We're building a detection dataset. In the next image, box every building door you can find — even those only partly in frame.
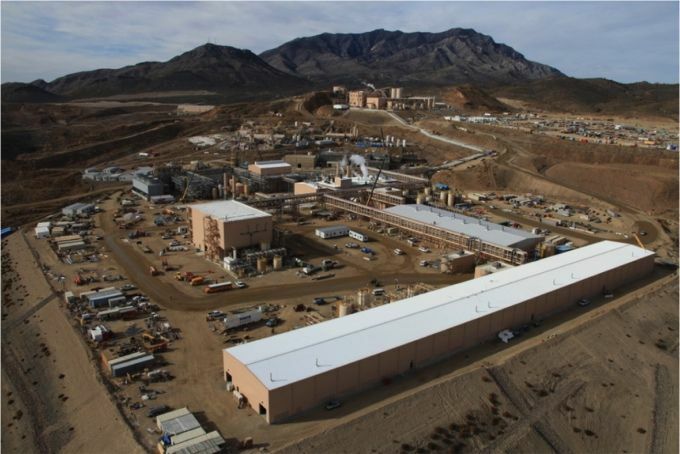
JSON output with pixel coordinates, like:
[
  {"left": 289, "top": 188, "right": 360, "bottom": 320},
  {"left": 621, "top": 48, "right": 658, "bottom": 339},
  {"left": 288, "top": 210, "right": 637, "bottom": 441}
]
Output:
[{"left": 259, "top": 404, "right": 267, "bottom": 416}]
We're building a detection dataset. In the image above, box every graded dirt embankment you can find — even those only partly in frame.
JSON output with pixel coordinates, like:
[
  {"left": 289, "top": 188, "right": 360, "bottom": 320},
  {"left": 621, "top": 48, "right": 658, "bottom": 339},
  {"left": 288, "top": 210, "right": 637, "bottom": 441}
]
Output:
[{"left": 1, "top": 233, "right": 143, "bottom": 454}]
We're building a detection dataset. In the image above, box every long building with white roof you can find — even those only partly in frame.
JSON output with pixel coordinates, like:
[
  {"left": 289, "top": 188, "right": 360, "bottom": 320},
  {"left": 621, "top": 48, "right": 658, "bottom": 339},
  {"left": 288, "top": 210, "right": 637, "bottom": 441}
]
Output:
[
  {"left": 223, "top": 241, "right": 654, "bottom": 423},
  {"left": 384, "top": 204, "right": 542, "bottom": 250}
]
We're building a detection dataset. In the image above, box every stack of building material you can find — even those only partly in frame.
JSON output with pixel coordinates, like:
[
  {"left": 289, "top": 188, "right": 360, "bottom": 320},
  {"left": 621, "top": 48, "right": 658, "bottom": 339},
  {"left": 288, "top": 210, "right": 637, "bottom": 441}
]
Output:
[{"left": 156, "top": 407, "right": 226, "bottom": 454}]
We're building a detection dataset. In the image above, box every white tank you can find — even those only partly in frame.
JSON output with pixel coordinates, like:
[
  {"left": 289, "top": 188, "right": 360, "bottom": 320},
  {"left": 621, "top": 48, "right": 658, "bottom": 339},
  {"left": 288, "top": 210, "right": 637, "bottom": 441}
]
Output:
[
  {"left": 338, "top": 301, "right": 352, "bottom": 317},
  {"left": 416, "top": 194, "right": 424, "bottom": 204},
  {"left": 272, "top": 255, "right": 282, "bottom": 270},
  {"left": 257, "top": 257, "right": 268, "bottom": 273},
  {"left": 357, "top": 288, "right": 372, "bottom": 307},
  {"left": 440, "top": 191, "right": 447, "bottom": 202},
  {"left": 447, "top": 192, "right": 455, "bottom": 207}
]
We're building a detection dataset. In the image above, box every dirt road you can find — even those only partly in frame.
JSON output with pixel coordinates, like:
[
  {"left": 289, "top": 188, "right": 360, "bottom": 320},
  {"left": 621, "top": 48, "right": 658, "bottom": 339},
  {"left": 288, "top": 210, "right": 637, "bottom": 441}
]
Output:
[{"left": 1, "top": 233, "right": 142, "bottom": 454}]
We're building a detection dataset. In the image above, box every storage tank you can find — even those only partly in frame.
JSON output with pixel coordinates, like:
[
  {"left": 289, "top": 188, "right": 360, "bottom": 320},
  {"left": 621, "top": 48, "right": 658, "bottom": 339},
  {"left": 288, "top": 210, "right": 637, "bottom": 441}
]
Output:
[
  {"left": 256, "top": 257, "right": 268, "bottom": 273},
  {"left": 357, "top": 288, "right": 371, "bottom": 307},
  {"left": 260, "top": 241, "right": 271, "bottom": 251},
  {"left": 244, "top": 184, "right": 250, "bottom": 197},
  {"left": 338, "top": 301, "right": 352, "bottom": 317},
  {"left": 447, "top": 192, "right": 455, "bottom": 207},
  {"left": 211, "top": 187, "right": 218, "bottom": 200},
  {"left": 474, "top": 265, "right": 490, "bottom": 278},
  {"left": 440, "top": 191, "right": 448, "bottom": 202},
  {"left": 541, "top": 243, "right": 555, "bottom": 258},
  {"left": 406, "top": 285, "right": 415, "bottom": 298},
  {"left": 416, "top": 193, "right": 424, "bottom": 204},
  {"left": 440, "top": 260, "right": 450, "bottom": 274},
  {"left": 218, "top": 184, "right": 224, "bottom": 199},
  {"left": 424, "top": 187, "right": 431, "bottom": 196},
  {"left": 272, "top": 255, "right": 283, "bottom": 270}
]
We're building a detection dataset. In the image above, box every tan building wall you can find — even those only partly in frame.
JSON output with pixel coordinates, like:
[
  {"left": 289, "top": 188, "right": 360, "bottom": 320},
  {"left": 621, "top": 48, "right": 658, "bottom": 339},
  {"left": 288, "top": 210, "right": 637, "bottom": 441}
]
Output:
[
  {"left": 293, "top": 182, "right": 319, "bottom": 195},
  {"left": 247, "top": 161, "right": 292, "bottom": 176},
  {"left": 223, "top": 254, "right": 654, "bottom": 423},
  {"left": 283, "top": 154, "right": 316, "bottom": 170},
  {"left": 348, "top": 90, "right": 366, "bottom": 108},
  {"left": 366, "top": 96, "right": 386, "bottom": 110},
  {"left": 190, "top": 208, "right": 272, "bottom": 258}
]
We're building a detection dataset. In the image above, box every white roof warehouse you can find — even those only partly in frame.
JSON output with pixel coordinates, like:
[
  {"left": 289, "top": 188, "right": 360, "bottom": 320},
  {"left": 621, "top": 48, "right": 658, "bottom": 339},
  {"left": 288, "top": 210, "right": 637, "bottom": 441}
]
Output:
[
  {"left": 384, "top": 204, "right": 542, "bottom": 250},
  {"left": 223, "top": 241, "right": 654, "bottom": 423}
]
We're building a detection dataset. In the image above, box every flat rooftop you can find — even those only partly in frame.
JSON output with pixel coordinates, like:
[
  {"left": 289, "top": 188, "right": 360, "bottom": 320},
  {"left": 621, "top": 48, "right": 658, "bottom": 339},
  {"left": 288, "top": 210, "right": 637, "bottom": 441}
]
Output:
[
  {"left": 226, "top": 241, "right": 653, "bottom": 390},
  {"left": 190, "top": 200, "right": 271, "bottom": 222},
  {"left": 252, "top": 160, "right": 292, "bottom": 169},
  {"left": 384, "top": 204, "right": 541, "bottom": 248}
]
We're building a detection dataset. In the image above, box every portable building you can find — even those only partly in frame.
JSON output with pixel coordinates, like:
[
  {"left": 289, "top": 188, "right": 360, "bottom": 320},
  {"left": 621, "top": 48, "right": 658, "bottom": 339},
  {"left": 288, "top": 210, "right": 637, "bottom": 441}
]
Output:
[
  {"left": 62, "top": 203, "right": 95, "bottom": 217},
  {"left": 57, "top": 240, "right": 87, "bottom": 251},
  {"left": 348, "top": 230, "right": 369, "bottom": 242},
  {"left": 170, "top": 427, "right": 206, "bottom": 445},
  {"left": 107, "top": 351, "right": 147, "bottom": 370},
  {"left": 224, "top": 309, "right": 263, "bottom": 329},
  {"left": 157, "top": 409, "right": 201, "bottom": 436},
  {"left": 86, "top": 289, "right": 125, "bottom": 308},
  {"left": 315, "top": 225, "right": 349, "bottom": 239},
  {"left": 223, "top": 241, "right": 654, "bottom": 423},
  {"left": 35, "top": 226, "right": 50, "bottom": 239},
  {"left": 165, "top": 431, "right": 225, "bottom": 454},
  {"left": 110, "top": 353, "right": 155, "bottom": 377}
]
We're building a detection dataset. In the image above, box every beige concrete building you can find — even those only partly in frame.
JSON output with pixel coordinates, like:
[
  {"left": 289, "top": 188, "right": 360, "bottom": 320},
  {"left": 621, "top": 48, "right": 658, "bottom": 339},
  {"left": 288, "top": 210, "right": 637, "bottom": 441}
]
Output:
[
  {"left": 223, "top": 241, "right": 654, "bottom": 423},
  {"left": 283, "top": 153, "right": 317, "bottom": 170},
  {"left": 190, "top": 200, "right": 272, "bottom": 261},
  {"left": 247, "top": 160, "right": 292, "bottom": 177},
  {"left": 366, "top": 94, "right": 386, "bottom": 110},
  {"left": 348, "top": 90, "right": 366, "bottom": 108}
]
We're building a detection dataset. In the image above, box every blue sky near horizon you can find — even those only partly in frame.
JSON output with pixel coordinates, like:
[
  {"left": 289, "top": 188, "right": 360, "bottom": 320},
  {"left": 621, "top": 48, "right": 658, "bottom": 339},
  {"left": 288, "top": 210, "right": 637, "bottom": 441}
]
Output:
[{"left": 1, "top": 1, "right": 678, "bottom": 84}]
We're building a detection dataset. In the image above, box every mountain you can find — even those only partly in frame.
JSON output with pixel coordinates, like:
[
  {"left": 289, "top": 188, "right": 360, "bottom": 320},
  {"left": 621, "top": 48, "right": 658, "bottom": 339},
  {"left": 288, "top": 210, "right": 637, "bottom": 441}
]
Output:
[
  {"left": 260, "top": 28, "right": 563, "bottom": 86},
  {"left": 490, "top": 77, "right": 679, "bottom": 119},
  {"left": 19, "top": 44, "right": 309, "bottom": 100},
  {"left": 1, "top": 82, "right": 63, "bottom": 103}
]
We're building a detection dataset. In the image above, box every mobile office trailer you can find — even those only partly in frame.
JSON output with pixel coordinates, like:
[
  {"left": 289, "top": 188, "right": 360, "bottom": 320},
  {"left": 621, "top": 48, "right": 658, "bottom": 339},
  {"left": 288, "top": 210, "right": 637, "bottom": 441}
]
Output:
[
  {"left": 315, "top": 225, "right": 349, "bottom": 239},
  {"left": 348, "top": 230, "right": 369, "bottom": 242},
  {"left": 204, "top": 282, "right": 233, "bottom": 294},
  {"left": 224, "top": 309, "right": 263, "bottom": 329}
]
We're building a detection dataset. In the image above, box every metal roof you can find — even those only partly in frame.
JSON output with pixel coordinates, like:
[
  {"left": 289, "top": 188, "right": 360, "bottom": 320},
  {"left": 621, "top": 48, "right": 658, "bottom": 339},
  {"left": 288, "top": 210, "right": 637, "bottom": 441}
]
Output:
[
  {"left": 165, "top": 431, "right": 225, "bottom": 454},
  {"left": 171, "top": 427, "right": 206, "bottom": 445},
  {"left": 315, "top": 225, "right": 349, "bottom": 233},
  {"left": 190, "top": 200, "right": 271, "bottom": 222},
  {"left": 156, "top": 407, "right": 191, "bottom": 425},
  {"left": 159, "top": 413, "right": 201, "bottom": 436},
  {"left": 384, "top": 204, "right": 541, "bottom": 247},
  {"left": 225, "top": 241, "right": 653, "bottom": 391},
  {"left": 110, "top": 354, "right": 155, "bottom": 373}
]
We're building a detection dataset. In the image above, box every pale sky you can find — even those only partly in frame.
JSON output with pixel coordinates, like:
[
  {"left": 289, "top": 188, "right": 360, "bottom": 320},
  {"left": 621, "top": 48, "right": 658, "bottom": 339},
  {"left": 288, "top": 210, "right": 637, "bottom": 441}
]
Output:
[{"left": 1, "top": 1, "right": 678, "bottom": 84}]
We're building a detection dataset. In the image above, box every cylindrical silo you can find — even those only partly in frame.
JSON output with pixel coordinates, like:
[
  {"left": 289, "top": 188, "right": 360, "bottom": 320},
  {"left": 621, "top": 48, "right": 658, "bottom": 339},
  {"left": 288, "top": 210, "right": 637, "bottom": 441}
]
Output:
[
  {"left": 272, "top": 255, "right": 282, "bottom": 270},
  {"left": 338, "top": 301, "right": 352, "bottom": 317},
  {"left": 440, "top": 191, "right": 447, "bottom": 202},
  {"left": 211, "top": 187, "right": 218, "bottom": 200},
  {"left": 257, "top": 257, "right": 268, "bottom": 273},
  {"left": 416, "top": 193, "right": 424, "bottom": 204},
  {"left": 447, "top": 192, "right": 455, "bottom": 207}
]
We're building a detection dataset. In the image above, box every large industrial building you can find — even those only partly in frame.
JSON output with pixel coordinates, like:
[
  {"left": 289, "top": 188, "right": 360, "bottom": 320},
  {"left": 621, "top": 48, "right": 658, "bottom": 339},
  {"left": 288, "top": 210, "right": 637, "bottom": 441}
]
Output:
[
  {"left": 384, "top": 204, "right": 543, "bottom": 252},
  {"left": 223, "top": 241, "right": 654, "bottom": 423},
  {"left": 189, "top": 200, "right": 273, "bottom": 261}
]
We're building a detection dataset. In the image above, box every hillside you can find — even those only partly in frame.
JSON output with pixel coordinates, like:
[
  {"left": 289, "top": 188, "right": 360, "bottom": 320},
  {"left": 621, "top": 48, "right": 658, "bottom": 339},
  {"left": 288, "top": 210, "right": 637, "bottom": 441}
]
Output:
[
  {"left": 15, "top": 44, "right": 309, "bottom": 100},
  {"left": 1, "top": 82, "right": 63, "bottom": 103},
  {"left": 260, "top": 28, "right": 563, "bottom": 86},
  {"left": 491, "top": 77, "right": 679, "bottom": 119}
]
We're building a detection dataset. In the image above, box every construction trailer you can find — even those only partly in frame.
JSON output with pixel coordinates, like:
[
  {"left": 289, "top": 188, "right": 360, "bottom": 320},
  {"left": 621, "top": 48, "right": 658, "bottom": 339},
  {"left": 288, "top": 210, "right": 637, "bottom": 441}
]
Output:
[
  {"left": 315, "top": 225, "right": 349, "bottom": 239},
  {"left": 223, "top": 241, "right": 654, "bottom": 423},
  {"left": 107, "top": 351, "right": 156, "bottom": 377},
  {"left": 348, "top": 230, "right": 369, "bottom": 242}
]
